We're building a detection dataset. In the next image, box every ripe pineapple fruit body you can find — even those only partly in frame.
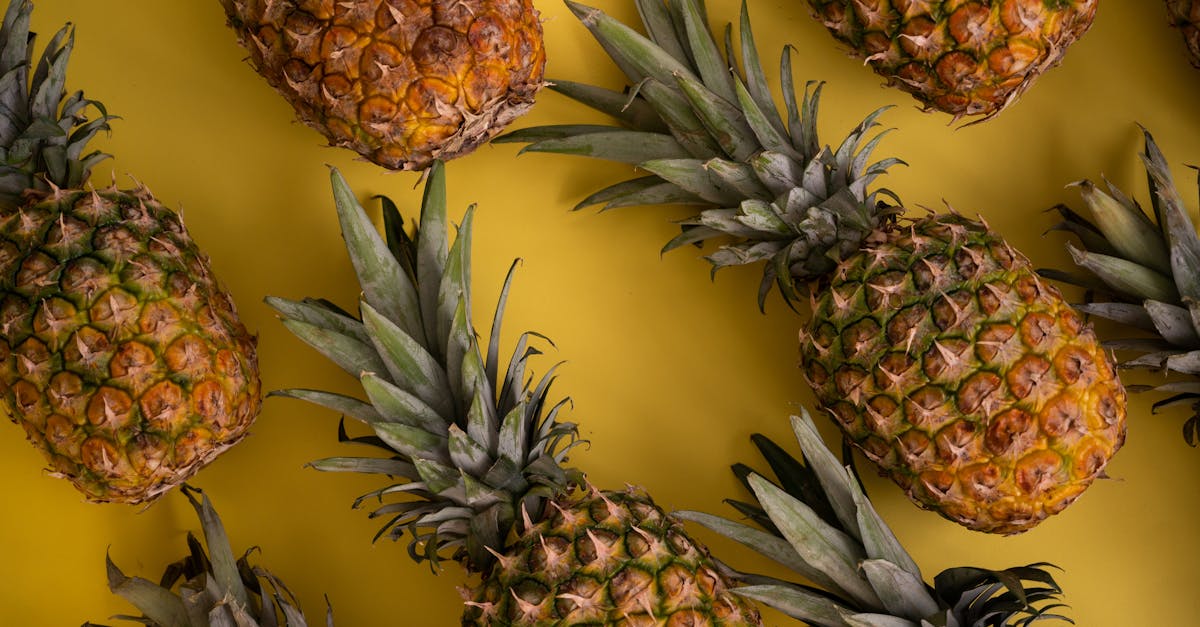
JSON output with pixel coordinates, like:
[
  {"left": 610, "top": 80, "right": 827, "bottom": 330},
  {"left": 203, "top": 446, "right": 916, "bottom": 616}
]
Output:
[
  {"left": 0, "top": 186, "right": 260, "bottom": 503},
  {"left": 497, "top": 0, "right": 1126, "bottom": 532},
  {"left": 270, "top": 165, "right": 759, "bottom": 625},
  {"left": 0, "top": 0, "right": 261, "bottom": 503},
  {"left": 467, "top": 488, "right": 750, "bottom": 624},
  {"left": 807, "top": 0, "right": 1097, "bottom": 119},
  {"left": 220, "top": 0, "right": 545, "bottom": 171},
  {"left": 802, "top": 214, "right": 1124, "bottom": 532}
]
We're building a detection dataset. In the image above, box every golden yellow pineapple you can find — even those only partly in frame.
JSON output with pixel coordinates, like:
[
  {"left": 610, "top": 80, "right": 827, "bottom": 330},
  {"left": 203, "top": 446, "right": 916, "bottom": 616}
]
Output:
[
  {"left": 498, "top": 0, "right": 1126, "bottom": 533},
  {"left": 0, "top": 0, "right": 261, "bottom": 503},
  {"left": 1167, "top": 0, "right": 1200, "bottom": 66},
  {"left": 807, "top": 0, "right": 1097, "bottom": 120},
  {"left": 219, "top": 0, "right": 545, "bottom": 171},
  {"left": 801, "top": 213, "right": 1125, "bottom": 532}
]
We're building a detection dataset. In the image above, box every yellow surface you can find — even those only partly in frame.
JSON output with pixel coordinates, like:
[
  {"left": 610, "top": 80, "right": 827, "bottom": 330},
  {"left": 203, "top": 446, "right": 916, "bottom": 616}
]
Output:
[{"left": 4, "top": 1, "right": 1200, "bottom": 625}]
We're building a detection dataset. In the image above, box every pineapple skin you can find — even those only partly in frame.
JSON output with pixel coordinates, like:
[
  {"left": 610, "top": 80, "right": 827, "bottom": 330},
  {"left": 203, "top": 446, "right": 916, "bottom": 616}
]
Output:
[
  {"left": 808, "top": 0, "right": 1097, "bottom": 119},
  {"left": 220, "top": 0, "right": 545, "bottom": 171},
  {"left": 800, "top": 214, "right": 1125, "bottom": 534},
  {"left": 1166, "top": 0, "right": 1200, "bottom": 66},
  {"left": 0, "top": 186, "right": 261, "bottom": 504},
  {"left": 465, "top": 487, "right": 761, "bottom": 626}
]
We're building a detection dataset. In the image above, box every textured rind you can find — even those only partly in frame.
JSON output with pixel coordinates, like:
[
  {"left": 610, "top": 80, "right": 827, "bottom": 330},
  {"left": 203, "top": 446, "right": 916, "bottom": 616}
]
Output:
[
  {"left": 221, "top": 0, "right": 546, "bottom": 171},
  {"left": 465, "top": 488, "right": 762, "bottom": 626},
  {"left": 807, "top": 0, "right": 1097, "bottom": 119},
  {"left": 799, "top": 214, "right": 1126, "bottom": 534},
  {"left": 0, "top": 187, "right": 261, "bottom": 504},
  {"left": 1166, "top": 0, "right": 1200, "bottom": 67}
]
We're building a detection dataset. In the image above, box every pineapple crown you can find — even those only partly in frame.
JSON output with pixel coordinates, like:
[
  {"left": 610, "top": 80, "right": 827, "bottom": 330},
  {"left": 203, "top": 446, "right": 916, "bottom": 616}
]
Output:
[
  {"left": 84, "top": 485, "right": 331, "bottom": 627},
  {"left": 494, "top": 0, "right": 903, "bottom": 309},
  {"left": 0, "top": 0, "right": 114, "bottom": 210},
  {"left": 1042, "top": 127, "right": 1200, "bottom": 446},
  {"left": 678, "top": 411, "right": 1072, "bottom": 627},
  {"left": 268, "top": 163, "right": 582, "bottom": 574}
]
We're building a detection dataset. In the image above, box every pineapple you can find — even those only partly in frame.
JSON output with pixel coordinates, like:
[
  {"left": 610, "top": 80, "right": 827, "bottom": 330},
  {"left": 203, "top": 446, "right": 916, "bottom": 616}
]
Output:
[
  {"left": 680, "top": 411, "right": 1071, "bottom": 626},
  {"left": 218, "top": 0, "right": 545, "bottom": 171},
  {"left": 1166, "top": 0, "right": 1200, "bottom": 67},
  {"left": 0, "top": 0, "right": 261, "bottom": 503},
  {"left": 806, "top": 0, "right": 1097, "bottom": 120},
  {"left": 268, "top": 164, "right": 763, "bottom": 624},
  {"left": 85, "top": 485, "right": 331, "bottom": 627},
  {"left": 495, "top": 0, "right": 1127, "bottom": 533},
  {"left": 1044, "top": 128, "right": 1200, "bottom": 446}
]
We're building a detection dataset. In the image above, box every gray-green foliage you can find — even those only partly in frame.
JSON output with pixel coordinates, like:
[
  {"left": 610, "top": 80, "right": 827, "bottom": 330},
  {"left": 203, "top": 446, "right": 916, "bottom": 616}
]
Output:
[
  {"left": 267, "top": 164, "right": 582, "bottom": 574},
  {"left": 494, "top": 0, "right": 903, "bottom": 308},
  {"left": 83, "top": 486, "right": 330, "bottom": 627},
  {"left": 0, "top": 0, "right": 112, "bottom": 209},
  {"left": 678, "top": 411, "right": 1072, "bottom": 627},
  {"left": 1044, "top": 128, "right": 1200, "bottom": 445}
]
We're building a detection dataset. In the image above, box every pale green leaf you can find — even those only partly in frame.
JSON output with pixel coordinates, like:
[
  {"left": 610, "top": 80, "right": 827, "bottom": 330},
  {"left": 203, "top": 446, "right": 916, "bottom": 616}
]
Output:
[
  {"left": 184, "top": 489, "right": 250, "bottom": 614},
  {"left": 749, "top": 474, "right": 880, "bottom": 607},
  {"left": 269, "top": 388, "right": 383, "bottom": 425},
  {"left": 329, "top": 167, "right": 423, "bottom": 340},
  {"left": 844, "top": 613, "right": 920, "bottom": 627},
  {"left": 850, "top": 476, "right": 921, "bottom": 579},
  {"left": 675, "top": 510, "right": 847, "bottom": 595},
  {"left": 361, "top": 303, "right": 455, "bottom": 420},
  {"left": 360, "top": 372, "right": 446, "bottom": 432},
  {"left": 676, "top": 0, "right": 736, "bottom": 104},
  {"left": 789, "top": 413, "right": 861, "bottom": 542},
  {"left": 417, "top": 160, "right": 449, "bottom": 354},
  {"left": 264, "top": 296, "right": 369, "bottom": 344},
  {"left": 105, "top": 556, "right": 191, "bottom": 627},
  {"left": 860, "top": 559, "right": 939, "bottom": 619},
  {"left": 1067, "top": 244, "right": 1178, "bottom": 303},
  {"left": 522, "top": 131, "right": 691, "bottom": 164},
  {"left": 1072, "top": 179, "right": 1171, "bottom": 274},
  {"left": 448, "top": 423, "right": 492, "bottom": 476},
  {"left": 565, "top": 0, "right": 698, "bottom": 87},
  {"left": 733, "top": 584, "right": 855, "bottom": 626},
  {"left": 675, "top": 71, "right": 758, "bottom": 162},
  {"left": 640, "top": 158, "right": 743, "bottom": 204},
  {"left": 281, "top": 319, "right": 387, "bottom": 381}
]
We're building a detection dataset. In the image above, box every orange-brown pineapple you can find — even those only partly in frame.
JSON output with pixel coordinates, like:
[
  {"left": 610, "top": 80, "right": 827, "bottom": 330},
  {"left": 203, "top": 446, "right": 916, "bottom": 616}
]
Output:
[
  {"left": 220, "top": 0, "right": 545, "bottom": 170},
  {"left": 807, "top": 0, "right": 1097, "bottom": 120}
]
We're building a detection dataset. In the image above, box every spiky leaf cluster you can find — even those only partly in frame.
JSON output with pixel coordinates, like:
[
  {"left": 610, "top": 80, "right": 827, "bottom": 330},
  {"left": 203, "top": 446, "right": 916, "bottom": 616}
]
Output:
[
  {"left": 268, "top": 164, "right": 581, "bottom": 573},
  {"left": 494, "top": 0, "right": 901, "bottom": 307},
  {"left": 1045, "top": 128, "right": 1200, "bottom": 446},
  {"left": 84, "top": 486, "right": 329, "bottom": 627},
  {"left": 0, "top": 0, "right": 111, "bottom": 208},
  {"left": 679, "top": 411, "right": 1071, "bottom": 627}
]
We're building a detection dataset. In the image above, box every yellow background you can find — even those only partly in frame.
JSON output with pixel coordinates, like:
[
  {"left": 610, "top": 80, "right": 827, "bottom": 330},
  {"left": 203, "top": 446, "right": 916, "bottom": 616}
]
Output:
[{"left": 4, "top": 1, "right": 1200, "bottom": 625}]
